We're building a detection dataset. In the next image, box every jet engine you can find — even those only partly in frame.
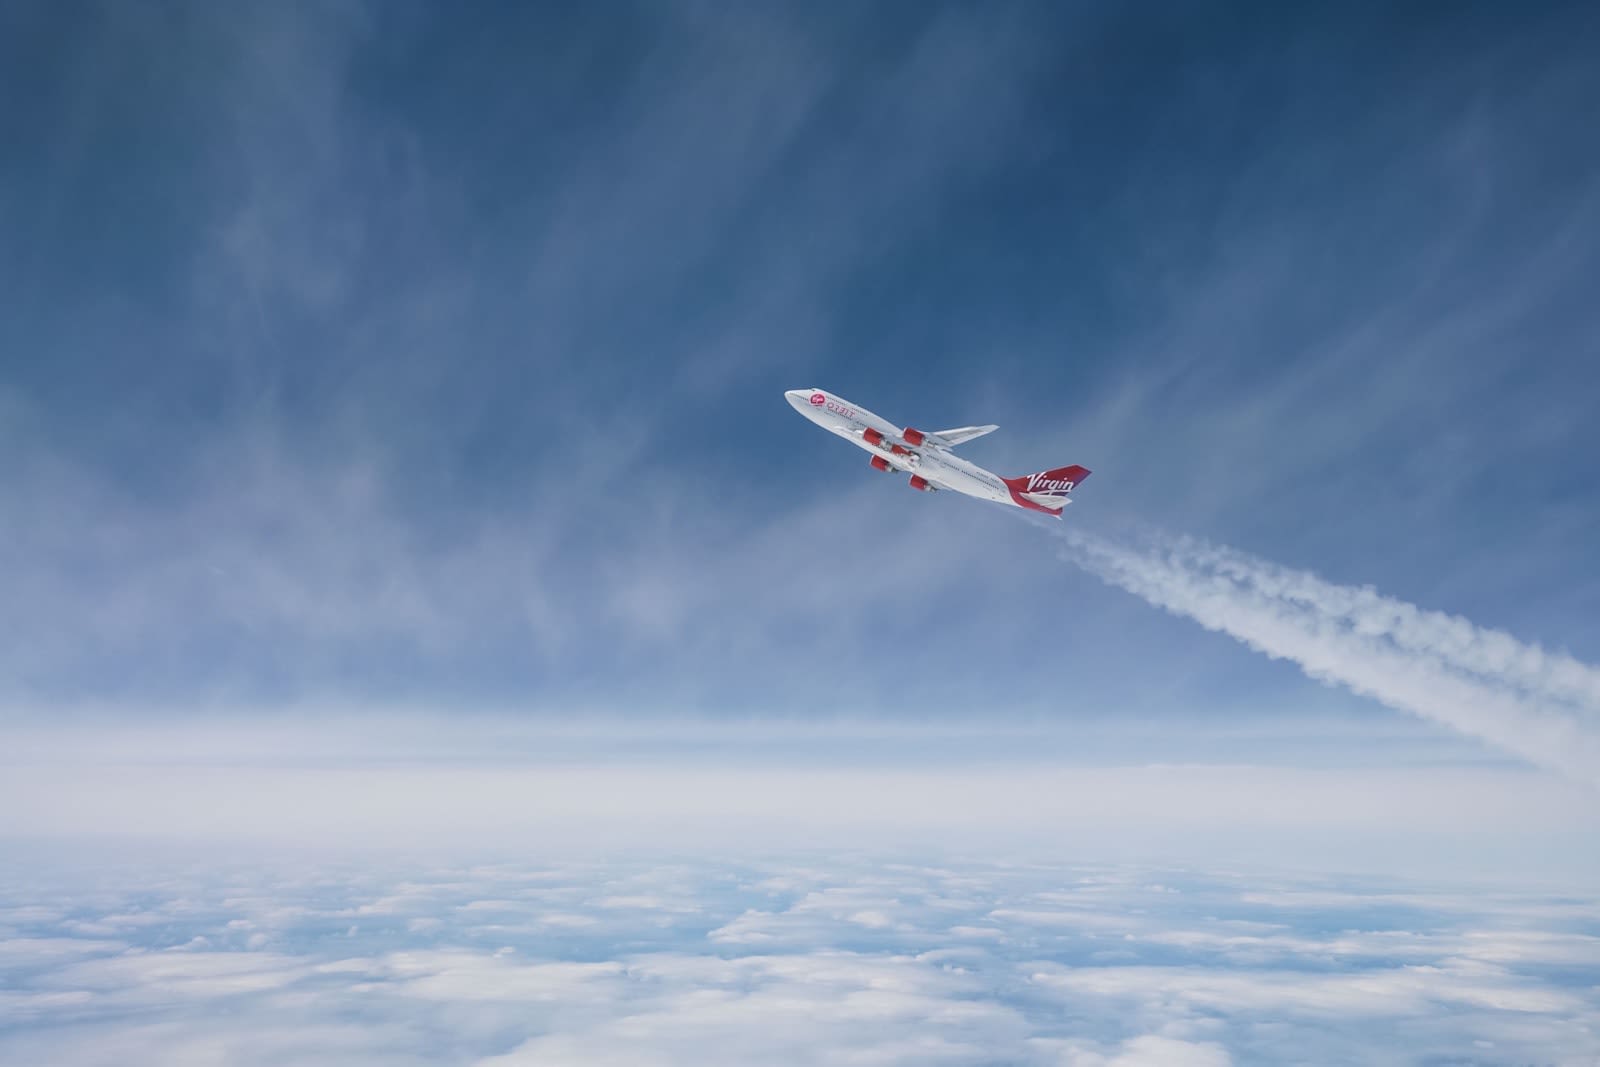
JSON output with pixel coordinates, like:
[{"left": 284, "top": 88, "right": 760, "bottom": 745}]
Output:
[
  {"left": 901, "top": 427, "right": 926, "bottom": 446},
  {"left": 862, "top": 427, "right": 885, "bottom": 447},
  {"left": 909, "top": 475, "right": 933, "bottom": 491},
  {"left": 870, "top": 455, "right": 890, "bottom": 472}
]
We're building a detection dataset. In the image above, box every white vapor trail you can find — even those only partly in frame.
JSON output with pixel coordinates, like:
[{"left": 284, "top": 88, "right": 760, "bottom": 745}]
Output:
[{"left": 1054, "top": 526, "right": 1600, "bottom": 785}]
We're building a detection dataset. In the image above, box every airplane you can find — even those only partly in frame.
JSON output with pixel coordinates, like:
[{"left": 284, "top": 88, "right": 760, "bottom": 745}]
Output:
[{"left": 785, "top": 388, "right": 1090, "bottom": 516}]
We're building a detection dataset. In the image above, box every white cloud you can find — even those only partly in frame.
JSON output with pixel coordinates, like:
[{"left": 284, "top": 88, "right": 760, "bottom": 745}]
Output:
[
  {"left": 0, "top": 989, "right": 95, "bottom": 1023},
  {"left": 378, "top": 952, "right": 625, "bottom": 1004},
  {"left": 1, "top": 855, "right": 1597, "bottom": 1066},
  {"left": 1037, "top": 1034, "right": 1233, "bottom": 1067},
  {"left": 476, "top": 950, "right": 1029, "bottom": 1067},
  {"left": 39, "top": 949, "right": 316, "bottom": 1000},
  {"left": 1028, "top": 960, "right": 1588, "bottom": 1017},
  {"left": 0, "top": 938, "right": 125, "bottom": 967}
]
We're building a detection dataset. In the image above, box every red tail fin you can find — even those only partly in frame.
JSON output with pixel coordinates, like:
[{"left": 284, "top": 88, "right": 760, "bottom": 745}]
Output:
[{"left": 1002, "top": 464, "right": 1090, "bottom": 514}]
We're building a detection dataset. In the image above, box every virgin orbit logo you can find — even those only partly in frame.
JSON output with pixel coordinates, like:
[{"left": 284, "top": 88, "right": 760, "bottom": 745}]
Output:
[{"left": 809, "top": 392, "right": 826, "bottom": 407}]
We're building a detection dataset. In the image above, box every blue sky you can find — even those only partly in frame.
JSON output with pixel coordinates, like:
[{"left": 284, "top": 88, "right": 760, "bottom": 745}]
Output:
[{"left": 3, "top": 4, "right": 1600, "bottom": 835}]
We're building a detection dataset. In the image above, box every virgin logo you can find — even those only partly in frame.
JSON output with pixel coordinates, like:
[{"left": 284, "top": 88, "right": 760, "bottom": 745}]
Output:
[
  {"left": 1026, "top": 474, "right": 1076, "bottom": 494},
  {"left": 809, "top": 392, "right": 826, "bottom": 407}
]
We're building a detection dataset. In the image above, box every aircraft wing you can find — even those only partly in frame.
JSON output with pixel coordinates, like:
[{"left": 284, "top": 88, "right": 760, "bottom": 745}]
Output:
[{"left": 924, "top": 424, "right": 998, "bottom": 450}]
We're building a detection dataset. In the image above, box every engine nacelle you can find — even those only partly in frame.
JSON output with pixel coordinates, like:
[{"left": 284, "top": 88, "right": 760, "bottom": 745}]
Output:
[
  {"left": 862, "top": 427, "right": 885, "bottom": 447},
  {"left": 901, "top": 427, "right": 926, "bottom": 447},
  {"left": 870, "top": 455, "right": 890, "bottom": 472},
  {"left": 909, "top": 475, "right": 932, "bottom": 491},
  {"left": 890, "top": 444, "right": 911, "bottom": 455}
]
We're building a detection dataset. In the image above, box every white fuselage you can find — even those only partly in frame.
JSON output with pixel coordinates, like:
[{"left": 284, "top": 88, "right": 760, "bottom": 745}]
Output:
[{"left": 784, "top": 389, "right": 1016, "bottom": 507}]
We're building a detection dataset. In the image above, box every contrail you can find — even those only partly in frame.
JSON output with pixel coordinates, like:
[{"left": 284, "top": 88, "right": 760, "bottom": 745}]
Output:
[{"left": 1050, "top": 524, "right": 1600, "bottom": 784}]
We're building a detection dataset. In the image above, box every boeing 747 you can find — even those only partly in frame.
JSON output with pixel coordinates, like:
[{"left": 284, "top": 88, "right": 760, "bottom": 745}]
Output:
[{"left": 785, "top": 389, "right": 1090, "bottom": 517}]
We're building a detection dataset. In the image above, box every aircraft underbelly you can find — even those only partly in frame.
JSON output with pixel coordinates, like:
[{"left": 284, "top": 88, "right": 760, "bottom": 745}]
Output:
[{"left": 821, "top": 406, "right": 1007, "bottom": 503}]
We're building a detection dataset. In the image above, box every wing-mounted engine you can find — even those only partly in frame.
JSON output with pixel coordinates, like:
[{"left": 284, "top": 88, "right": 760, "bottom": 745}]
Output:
[
  {"left": 908, "top": 475, "right": 936, "bottom": 492},
  {"left": 862, "top": 426, "right": 919, "bottom": 462},
  {"left": 874, "top": 424, "right": 996, "bottom": 453},
  {"left": 869, "top": 455, "right": 891, "bottom": 472}
]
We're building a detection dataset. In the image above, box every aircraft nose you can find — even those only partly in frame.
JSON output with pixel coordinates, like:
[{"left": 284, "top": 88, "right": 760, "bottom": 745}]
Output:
[{"left": 785, "top": 389, "right": 812, "bottom": 412}]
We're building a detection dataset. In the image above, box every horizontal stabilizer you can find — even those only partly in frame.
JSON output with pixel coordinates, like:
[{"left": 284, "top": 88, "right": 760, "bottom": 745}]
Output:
[{"left": 924, "top": 424, "right": 998, "bottom": 449}]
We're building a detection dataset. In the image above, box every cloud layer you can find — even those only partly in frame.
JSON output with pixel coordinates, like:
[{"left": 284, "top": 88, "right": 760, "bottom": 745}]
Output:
[{"left": 1, "top": 852, "right": 1595, "bottom": 1066}]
